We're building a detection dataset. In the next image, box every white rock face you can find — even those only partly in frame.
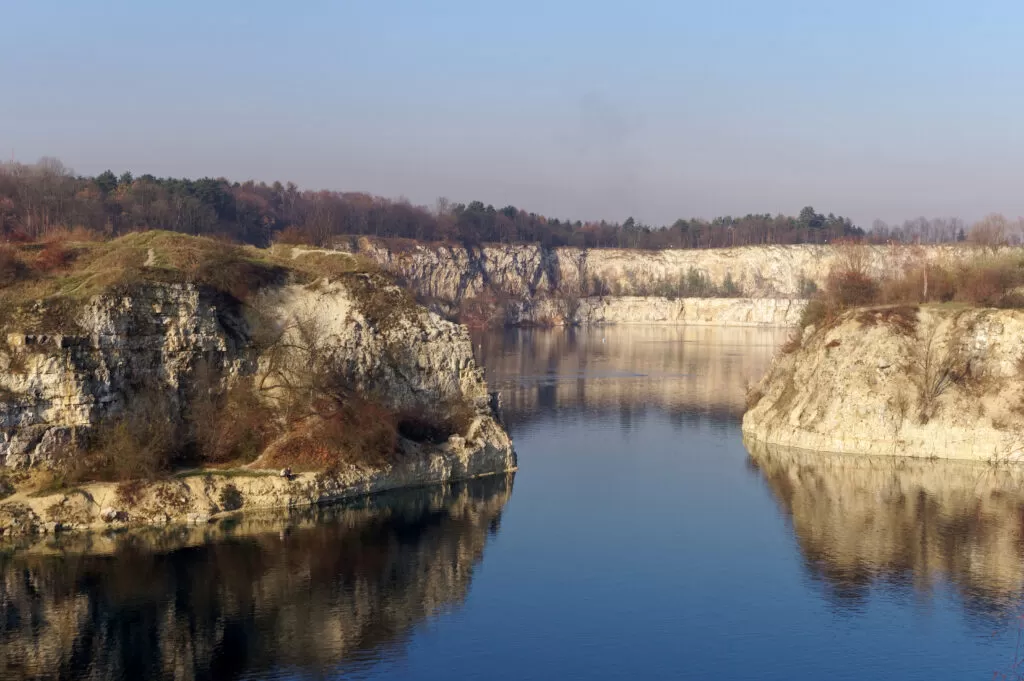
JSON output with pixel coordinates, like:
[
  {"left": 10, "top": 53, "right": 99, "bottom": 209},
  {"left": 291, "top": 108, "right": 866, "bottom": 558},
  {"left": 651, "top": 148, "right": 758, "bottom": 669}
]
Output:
[
  {"left": 0, "top": 285, "right": 242, "bottom": 467},
  {"left": 0, "top": 281, "right": 515, "bottom": 482},
  {"left": 258, "top": 280, "right": 493, "bottom": 411},
  {"left": 353, "top": 240, "right": 990, "bottom": 302},
  {"left": 743, "top": 306, "right": 1024, "bottom": 461}
]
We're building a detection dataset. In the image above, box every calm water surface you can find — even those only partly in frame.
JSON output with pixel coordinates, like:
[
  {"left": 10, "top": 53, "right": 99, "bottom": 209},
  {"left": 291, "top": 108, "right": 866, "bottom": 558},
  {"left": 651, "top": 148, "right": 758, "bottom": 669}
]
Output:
[{"left": 4, "top": 325, "right": 1024, "bottom": 680}]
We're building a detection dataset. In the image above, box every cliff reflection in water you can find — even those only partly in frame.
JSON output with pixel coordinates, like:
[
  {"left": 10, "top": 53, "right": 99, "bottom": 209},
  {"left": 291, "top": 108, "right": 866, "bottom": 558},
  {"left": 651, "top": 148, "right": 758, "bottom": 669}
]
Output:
[
  {"left": 474, "top": 326, "right": 787, "bottom": 429},
  {"left": 0, "top": 475, "right": 513, "bottom": 681},
  {"left": 747, "top": 439, "right": 1024, "bottom": 617}
]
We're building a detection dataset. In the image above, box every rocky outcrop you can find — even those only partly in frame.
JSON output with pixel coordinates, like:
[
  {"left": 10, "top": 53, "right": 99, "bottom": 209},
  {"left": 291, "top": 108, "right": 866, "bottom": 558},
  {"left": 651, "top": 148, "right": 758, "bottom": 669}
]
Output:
[
  {"left": 743, "top": 305, "right": 1024, "bottom": 461},
  {"left": 0, "top": 274, "right": 516, "bottom": 534},
  {"left": 504, "top": 296, "right": 805, "bottom": 327},
  {"left": 0, "top": 476, "right": 512, "bottom": 680},
  {"left": 0, "top": 285, "right": 248, "bottom": 468}
]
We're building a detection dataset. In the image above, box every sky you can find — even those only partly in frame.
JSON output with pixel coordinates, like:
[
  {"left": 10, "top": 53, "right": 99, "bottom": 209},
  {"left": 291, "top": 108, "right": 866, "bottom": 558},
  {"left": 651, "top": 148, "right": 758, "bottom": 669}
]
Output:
[{"left": 3, "top": 0, "right": 1024, "bottom": 228}]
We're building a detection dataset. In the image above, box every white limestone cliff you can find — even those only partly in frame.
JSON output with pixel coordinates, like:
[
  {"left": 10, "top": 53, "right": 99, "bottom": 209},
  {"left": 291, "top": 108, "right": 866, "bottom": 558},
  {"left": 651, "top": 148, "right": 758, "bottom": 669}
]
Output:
[{"left": 743, "top": 306, "right": 1024, "bottom": 461}]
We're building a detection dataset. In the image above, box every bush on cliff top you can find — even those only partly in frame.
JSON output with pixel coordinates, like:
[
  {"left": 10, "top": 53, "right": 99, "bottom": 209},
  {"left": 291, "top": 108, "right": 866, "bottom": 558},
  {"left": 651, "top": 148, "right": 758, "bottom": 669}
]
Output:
[{"left": 799, "top": 248, "right": 1024, "bottom": 332}]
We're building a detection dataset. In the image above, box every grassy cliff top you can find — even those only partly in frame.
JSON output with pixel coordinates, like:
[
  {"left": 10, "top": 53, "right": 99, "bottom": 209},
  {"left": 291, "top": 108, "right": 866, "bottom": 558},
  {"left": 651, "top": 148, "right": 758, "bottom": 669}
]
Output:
[{"left": 0, "top": 231, "right": 417, "bottom": 334}]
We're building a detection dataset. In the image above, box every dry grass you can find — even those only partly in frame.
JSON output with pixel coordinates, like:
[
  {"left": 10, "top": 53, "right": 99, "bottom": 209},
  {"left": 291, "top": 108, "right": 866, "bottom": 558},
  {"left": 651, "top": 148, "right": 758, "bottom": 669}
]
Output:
[{"left": 0, "top": 231, "right": 297, "bottom": 334}]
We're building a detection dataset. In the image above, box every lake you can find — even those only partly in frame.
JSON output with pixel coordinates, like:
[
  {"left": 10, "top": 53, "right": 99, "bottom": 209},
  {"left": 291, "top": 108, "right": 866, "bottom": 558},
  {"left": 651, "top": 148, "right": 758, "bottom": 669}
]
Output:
[{"left": 3, "top": 325, "right": 1024, "bottom": 680}]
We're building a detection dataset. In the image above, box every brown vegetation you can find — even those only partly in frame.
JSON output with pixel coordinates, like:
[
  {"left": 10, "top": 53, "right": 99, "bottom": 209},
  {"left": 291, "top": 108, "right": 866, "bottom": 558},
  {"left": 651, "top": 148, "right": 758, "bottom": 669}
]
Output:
[
  {"left": 800, "top": 247, "right": 1024, "bottom": 331},
  {"left": 0, "top": 158, "right": 863, "bottom": 249},
  {"left": 254, "top": 304, "right": 476, "bottom": 473}
]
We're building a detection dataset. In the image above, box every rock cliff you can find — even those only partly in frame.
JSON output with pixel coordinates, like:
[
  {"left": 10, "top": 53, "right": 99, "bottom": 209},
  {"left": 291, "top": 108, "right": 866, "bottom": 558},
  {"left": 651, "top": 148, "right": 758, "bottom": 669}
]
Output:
[
  {"left": 743, "top": 305, "right": 1024, "bottom": 461},
  {"left": 0, "top": 244, "right": 515, "bottom": 534},
  {"left": 350, "top": 237, "right": 983, "bottom": 303}
]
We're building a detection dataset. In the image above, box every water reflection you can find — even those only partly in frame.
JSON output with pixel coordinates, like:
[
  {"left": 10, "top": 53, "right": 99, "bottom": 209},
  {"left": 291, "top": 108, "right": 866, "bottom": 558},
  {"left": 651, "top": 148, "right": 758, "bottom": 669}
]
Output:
[
  {"left": 747, "top": 438, "right": 1024, "bottom": 619},
  {"left": 0, "top": 475, "right": 513, "bottom": 681},
  {"left": 474, "top": 326, "right": 787, "bottom": 429}
]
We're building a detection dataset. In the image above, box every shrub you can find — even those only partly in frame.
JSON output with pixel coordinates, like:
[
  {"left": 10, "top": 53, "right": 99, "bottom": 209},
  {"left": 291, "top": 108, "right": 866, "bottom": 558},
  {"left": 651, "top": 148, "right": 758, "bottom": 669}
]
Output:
[
  {"left": 34, "top": 240, "right": 73, "bottom": 273},
  {"left": 185, "top": 240, "right": 285, "bottom": 303},
  {"left": 722, "top": 272, "right": 742, "bottom": 297},
  {"left": 41, "top": 226, "right": 103, "bottom": 243},
  {"left": 798, "top": 275, "right": 818, "bottom": 298},
  {"left": 397, "top": 399, "right": 477, "bottom": 444},
  {"left": 797, "top": 267, "right": 881, "bottom": 330},
  {"left": 954, "top": 259, "right": 1024, "bottom": 307},
  {"left": 0, "top": 245, "right": 26, "bottom": 286},
  {"left": 855, "top": 305, "right": 918, "bottom": 335},
  {"left": 262, "top": 396, "right": 399, "bottom": 471},
  {"left": 188, "top": 371, "right": 275, "bottom": 465},
  {"left": 274, "top": 225, "right": 312, "bottom": 245},
  {"left": 70, "top": 390, "right": 178, "bottom": 483},
  {"left": 780, "top": 331, "right": 803, "bottom": 354},
  {"left": 827, "top": 269, "right": 879, "bottom": 308},
  {"left": 0, "top": 474, "right": 14, "bottom": 500},
  {"left": 218, "top": 483, "right": 244, "bottom": 511},
  {"left": 115, "top": 479, "right": 147, "bottom": 507},
  {"left": 798, "top": 298, "right": 829, "bottom": 329}
]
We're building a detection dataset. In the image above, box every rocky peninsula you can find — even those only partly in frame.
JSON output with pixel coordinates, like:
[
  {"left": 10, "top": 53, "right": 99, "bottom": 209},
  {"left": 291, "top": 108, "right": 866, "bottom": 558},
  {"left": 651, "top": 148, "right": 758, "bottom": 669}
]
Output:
[
  {"left": 0, "top": 232, "right": 516, "bottom": 536},
  {"left": 743, "top": 305, "right": 1024, "bottom": 462}
]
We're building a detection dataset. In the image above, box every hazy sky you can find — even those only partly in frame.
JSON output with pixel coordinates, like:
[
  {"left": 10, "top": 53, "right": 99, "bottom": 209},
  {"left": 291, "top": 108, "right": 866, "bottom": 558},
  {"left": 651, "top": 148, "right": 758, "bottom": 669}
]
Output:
[{"left": 3, "top": 0, "right": 1024, "bottom": 227}]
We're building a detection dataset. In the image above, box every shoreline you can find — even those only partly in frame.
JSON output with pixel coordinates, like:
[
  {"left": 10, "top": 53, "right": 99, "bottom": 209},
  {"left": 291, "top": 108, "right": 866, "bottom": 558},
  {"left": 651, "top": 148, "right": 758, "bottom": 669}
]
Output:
[{"left": 0, "top": 425, "right": 517, "bottom": 540}]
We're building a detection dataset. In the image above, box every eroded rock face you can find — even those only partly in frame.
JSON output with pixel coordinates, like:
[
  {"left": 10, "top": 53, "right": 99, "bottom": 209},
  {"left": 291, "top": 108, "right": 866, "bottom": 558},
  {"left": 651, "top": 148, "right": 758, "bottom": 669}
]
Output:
[
  {"left": 743, "top": 306, "right": 1024, "bottom": 461},
  {"left": 0, "top": 279, "right": 514, "bottom": 482},
  {"left": 260, "top": 281, "right": 491, "bottom": 411},
  {"left": 0, "top": 285, "right": 244, "bottom": 467}
]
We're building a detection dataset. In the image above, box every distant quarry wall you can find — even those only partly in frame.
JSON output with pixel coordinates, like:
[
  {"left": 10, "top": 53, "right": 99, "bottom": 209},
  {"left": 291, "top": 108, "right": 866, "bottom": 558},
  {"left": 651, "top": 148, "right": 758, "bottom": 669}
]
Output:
[{"left": 348, "top": 241, "right": 986, "bottom": 326}]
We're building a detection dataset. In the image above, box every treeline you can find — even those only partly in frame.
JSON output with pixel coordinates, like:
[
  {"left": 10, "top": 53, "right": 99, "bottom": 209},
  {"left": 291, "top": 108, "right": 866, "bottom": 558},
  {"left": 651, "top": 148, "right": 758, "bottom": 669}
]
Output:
[{"left": 0, "top": 156, "right": 958, "bottom": 250}]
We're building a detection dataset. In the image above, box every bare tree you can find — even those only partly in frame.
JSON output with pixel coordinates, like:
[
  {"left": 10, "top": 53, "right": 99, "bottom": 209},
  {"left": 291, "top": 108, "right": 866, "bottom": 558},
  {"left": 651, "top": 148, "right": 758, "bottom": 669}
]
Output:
[{"left": 969, "top": 213, "right": 1009, "bottom": 250}]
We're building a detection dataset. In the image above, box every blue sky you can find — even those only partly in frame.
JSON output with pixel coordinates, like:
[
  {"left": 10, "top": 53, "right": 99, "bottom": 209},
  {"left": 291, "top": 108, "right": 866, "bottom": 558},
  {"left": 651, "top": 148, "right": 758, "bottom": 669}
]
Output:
[{"left": 3, "top": 0, "right": 1023, "bottom": 227}]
